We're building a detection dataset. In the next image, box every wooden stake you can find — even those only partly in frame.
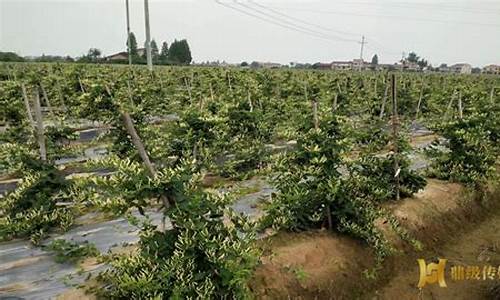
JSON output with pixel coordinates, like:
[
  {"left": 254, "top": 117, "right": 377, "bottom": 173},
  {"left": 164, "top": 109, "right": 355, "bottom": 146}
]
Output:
[
  {"left": 122, "top": 113, "right": 155, "bottom": 176},
  {"left": 304, "top": 83, "right": 308, "bottom": 102},
  {"left": 312, "top": 100, "right": 319, "bottom": 130},
  {"left": 21, "top": 84, "right": 35, "bottom": 128},
  {"left": 446, "top": 91, "right": 456, "bottom": 118},
  {"left": 380, "top": 79, "right": 389, "bottom": 119},
  {"left": 78, "top": 77, "right": 86, "bottom": 93},
  {"left": 56, "top": 82, "right": 67, "bottom": 111},
  {"left": 209, "top": 82, "right": 215, "bottom": 101},
  {"left": 333, "top": 94, "right": 338, "bottom": 111},
  {"left": 247, "top": 90, "right": 253, "bottom": 112},
  {"left": 458, "top": 91, "right": 463, "bottom": 119},
  {"left": 227, "top": 72, "right": 233, "bottom": 93},
  {"left": 326, "top": 206, "right": 332, "bottom": 230},
  {"left": 184, "top": 77, "right": 192, "bottom": 103},
  {"left": 391, "top": 74, "right": 400, "bottom": 201},
  {"left": 415, "top": 81, "right": 424, "bottom": 120},
  {"left": 33, "top": 90, "right": 47, "bottom": 161},
  {"left": 105, "top": 85, "right": 173, "bottom": 218}
]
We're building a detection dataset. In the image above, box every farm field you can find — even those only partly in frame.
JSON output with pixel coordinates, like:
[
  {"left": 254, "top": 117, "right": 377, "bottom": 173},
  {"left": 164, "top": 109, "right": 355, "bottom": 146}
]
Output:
[{"left": 0, "top": 62, "right": 499, "bottom": 299}]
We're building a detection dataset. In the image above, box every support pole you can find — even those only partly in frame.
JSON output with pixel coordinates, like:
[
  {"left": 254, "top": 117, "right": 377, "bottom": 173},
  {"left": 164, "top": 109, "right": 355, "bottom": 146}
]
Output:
[
  {"left": 415, "top": 81, "right": 424, "bottom": 120},
  {"left": 458, "top": 91, "right": 463, "bottom": 119},
  {"left": 33, "top": 90, "right": 47, "bottom": 161},
  {"left": 380, "top": 79, "right": 389, "bottom": 119},
  {"left": 144, "top": 0, "right": 153, "bottom": 71},
  {"left": 391, "top": 74, "right": 400, "bottom": 201},
  {"left": 21, "top": 84, "right": 35, "bottom": 128},
  {"left": 126, "top": 0, "right": 132, "bottom": 65},
  {"left": 312, "top": 100, "right": 319, "bottom": 130}
]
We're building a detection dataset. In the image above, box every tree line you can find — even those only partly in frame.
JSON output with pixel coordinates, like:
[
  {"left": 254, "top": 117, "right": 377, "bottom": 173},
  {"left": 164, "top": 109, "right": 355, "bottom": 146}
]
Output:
[{"left": 0, "top": 32, "right": 192, "bottom": 65}]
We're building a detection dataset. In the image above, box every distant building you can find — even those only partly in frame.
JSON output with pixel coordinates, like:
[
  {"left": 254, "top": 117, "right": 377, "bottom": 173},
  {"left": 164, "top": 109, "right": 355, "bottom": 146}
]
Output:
[
  {"left": 313, "top": 62, "right": 334, "bottom": 70},
  {"left": 106, "top": 51, "right": 128, "bottom": 61},
  {"left": 483, "top": 64, "right": 500, "bottom": 75},
  {"left": 406, "top": 62, "right": 421, "bottom": 72},
  {"left": 106, "top": 48, "right": 146, "bottom": 61},
  {"left": 331, "top": 61, "right": 353, "bottom": 70},
  {"left": 449, "top": 63, "right": 472, "bottom": 74},
  {"left": 251, "top": 61, "right": 282, "bottom": 69},
  {"left": 352, "top": 59, "right": 367, "bottom": 70},
  {"left": 438, "top": 65, "right": 450, "bottom": 73}
]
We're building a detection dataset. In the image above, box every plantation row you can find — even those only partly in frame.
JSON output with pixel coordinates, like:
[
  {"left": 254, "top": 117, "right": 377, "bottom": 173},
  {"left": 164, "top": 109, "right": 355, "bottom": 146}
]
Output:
[{"left": 0, "top": 63, "right": 499, "bottom": 298}]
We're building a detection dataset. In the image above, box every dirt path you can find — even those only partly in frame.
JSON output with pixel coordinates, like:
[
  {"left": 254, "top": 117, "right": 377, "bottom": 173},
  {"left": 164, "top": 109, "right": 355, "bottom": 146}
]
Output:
[{"left": 371, "top": 210, "right": 500, "bottom": 300}]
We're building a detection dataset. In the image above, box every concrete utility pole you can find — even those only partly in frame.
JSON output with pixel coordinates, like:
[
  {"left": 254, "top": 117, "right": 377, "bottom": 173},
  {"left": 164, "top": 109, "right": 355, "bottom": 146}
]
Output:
[
  {"left": 144, "top": 0, "right": 153, "bottom": 71},
  {"left": 358, "top": 35, "right": 367, "bottom": 71},
  {"left": 126, "top": 0, "right": 132, "bottom": 65}
]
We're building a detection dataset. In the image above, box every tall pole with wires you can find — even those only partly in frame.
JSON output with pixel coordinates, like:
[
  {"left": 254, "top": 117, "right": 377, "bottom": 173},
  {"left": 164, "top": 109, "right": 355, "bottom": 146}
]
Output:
[
  {"left": 359, "top": 35, "right": 366, "bottom": 71},
  {"left": 125, "top": 0, "right": 132, "bottom": 66},
  {"left": 144, "top": 0, "right": 153, "bottom": 71}
]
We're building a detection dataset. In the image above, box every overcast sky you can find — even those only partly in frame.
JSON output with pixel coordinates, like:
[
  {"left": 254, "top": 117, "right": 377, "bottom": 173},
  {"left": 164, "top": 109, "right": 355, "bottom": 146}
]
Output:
[{"left": 1, "top": 0, "right": 499, "bottom": 66}]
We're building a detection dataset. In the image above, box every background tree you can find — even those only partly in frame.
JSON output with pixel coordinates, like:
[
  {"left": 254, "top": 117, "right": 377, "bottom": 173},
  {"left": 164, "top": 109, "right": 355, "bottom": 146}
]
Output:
[
  {"left": 407, "top": 52, "right": 419, "bottom": 63},
  {"left": 167, "top": 39, "right": 192, "bottom": 65},
  {"left": 159, "top": 41, "right": 169, "bottom": 64},
  {"left": 150, "top": 39, "right": 159, "bottom": 63},
  {"left": 87, "top": 48, "right": 102, "bottom": 62},
  {"left": 0, "top": 51, "right": 25, "bottom": 62},
  {"left": 370, "top": 54, "right": 379, "bottom": 70},
  {"left": 127, "top": 32, "right": 138, "bottom": 62}
]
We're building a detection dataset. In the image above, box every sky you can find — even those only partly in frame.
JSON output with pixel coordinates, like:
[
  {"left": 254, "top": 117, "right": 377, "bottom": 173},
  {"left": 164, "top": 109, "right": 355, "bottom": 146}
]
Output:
[{"left": 0, "top": 0, "right": 499, "bottom": 67}]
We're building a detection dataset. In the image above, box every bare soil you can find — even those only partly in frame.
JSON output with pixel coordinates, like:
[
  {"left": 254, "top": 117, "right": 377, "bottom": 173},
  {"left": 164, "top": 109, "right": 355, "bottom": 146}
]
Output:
[{"left": 250, "top": 179, "right": 500, "bottom": 299}]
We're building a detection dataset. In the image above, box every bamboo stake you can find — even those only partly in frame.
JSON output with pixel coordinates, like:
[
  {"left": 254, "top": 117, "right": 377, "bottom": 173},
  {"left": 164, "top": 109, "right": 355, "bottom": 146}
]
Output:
[
  {"left": 33, "top": 90, "right": 47, "bottom": 161},
  {"left": 391, "top": 74, "right": 400, "bottom": 201}
]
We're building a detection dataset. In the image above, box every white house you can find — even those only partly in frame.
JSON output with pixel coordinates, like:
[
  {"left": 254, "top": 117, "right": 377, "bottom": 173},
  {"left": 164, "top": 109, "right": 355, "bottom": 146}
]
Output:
[
  {"left": 449, "top": 63, "right": 472, "bottom": 74},
  {"left": 483, "top": 64, "right": 500, "bottom": 75}
]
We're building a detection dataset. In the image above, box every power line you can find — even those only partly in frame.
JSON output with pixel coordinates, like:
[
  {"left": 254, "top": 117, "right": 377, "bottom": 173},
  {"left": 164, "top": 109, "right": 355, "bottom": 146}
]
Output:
[
  {"left": 246, "top": 1, "right": 401, "bottom": 58},
  {"left": 213, "top": 0, "right": 359, "bottom": 44},
  {"left": 338, "top": 1, "right": 499, "bottom": 15},
  {"left": 232, "top": 0, "right": 359, "bottom": 43},
  {"left": 267, "top": 6, "right": 500, "bottom": 28},
  {"left": 247, "top": 0, "right": 360, "bottom": 38},
  {"left": 215, "top": 0, "right": 403, "bottom": 60}
]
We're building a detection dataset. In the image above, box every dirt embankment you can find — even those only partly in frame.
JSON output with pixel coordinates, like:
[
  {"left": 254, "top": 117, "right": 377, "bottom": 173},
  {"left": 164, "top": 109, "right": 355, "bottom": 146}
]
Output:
[{"left": 250, "top": 179, "right": 500, "bottom": 299}]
